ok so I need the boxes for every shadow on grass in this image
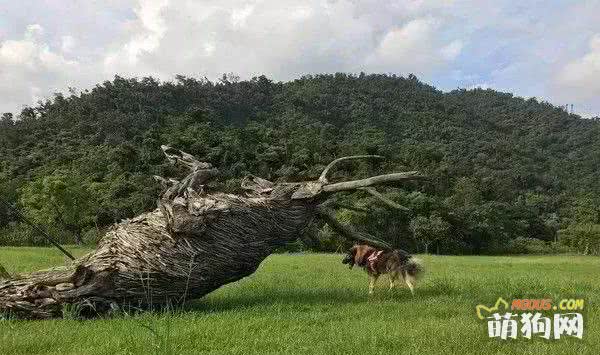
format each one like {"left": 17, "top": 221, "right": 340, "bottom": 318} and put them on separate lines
{"left": 186, "top": 280, "right": 460, "bottom": 313}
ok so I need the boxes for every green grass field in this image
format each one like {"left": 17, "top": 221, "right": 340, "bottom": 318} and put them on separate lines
{"left": 0, "top": 247, "right": 598, "bottom": 355}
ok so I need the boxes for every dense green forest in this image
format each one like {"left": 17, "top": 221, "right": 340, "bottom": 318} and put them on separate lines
{"left": 1, "top": 73, "right": 599, "bottom": 254}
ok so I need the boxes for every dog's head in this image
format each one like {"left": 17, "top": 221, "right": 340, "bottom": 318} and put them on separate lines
{"left": 341, "top": 249, "right": 355, "bottom": 269}
{"left": 342, "top": 244, "right": 379, "bottom": 269}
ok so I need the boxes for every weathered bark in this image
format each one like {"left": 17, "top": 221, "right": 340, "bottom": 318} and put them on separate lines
{"left": 0, "top": 147, "right": 424, "bottom": 319}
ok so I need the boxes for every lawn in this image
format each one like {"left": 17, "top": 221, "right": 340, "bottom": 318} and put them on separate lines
{"left": 0, "top": 247, "right": 598, "bottom": 355}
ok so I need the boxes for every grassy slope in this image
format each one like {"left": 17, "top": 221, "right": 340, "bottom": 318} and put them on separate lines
{"left": 0, "top": 247, "right": 598, "bottom": 355}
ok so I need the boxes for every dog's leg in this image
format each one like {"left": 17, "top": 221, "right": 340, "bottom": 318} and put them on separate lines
{"left": 405, "top": 275, "right": 415, "bottom": 295}
{"left": 368, "top": 275, "right": 379, "bottom": 295}
{"left": 388, "top": 272, "right": 398, "bottom": 291}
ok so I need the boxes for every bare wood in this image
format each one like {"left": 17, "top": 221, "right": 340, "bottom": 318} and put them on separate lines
{"left": 318, "top": 155, "right": 383, "bottom": 184}
{"left": 315, "top": 206, "right": 391, "bottom": 250}
{"left": 322, "top": 172, "right": 425, "bottom": 193}
{"left": 241, "top": 175, "right": 274, "bottom": 196}
{"left": 161, "top": 145, "right": 212, "bottom": 171}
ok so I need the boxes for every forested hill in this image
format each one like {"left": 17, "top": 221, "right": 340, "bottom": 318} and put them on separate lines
{"left": 1, "top": 73, "right": 599, "bottom": 254}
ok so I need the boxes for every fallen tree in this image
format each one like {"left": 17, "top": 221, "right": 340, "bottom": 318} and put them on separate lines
{"left": 0, "top": 146, "right": 424, "bottom": 319}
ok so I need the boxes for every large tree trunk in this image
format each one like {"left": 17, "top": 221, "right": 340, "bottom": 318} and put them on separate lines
{"left": 0, "top": 146, "right": 424, "bottom": 319}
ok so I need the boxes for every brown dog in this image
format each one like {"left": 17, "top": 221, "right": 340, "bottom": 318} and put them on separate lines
{"left": 342, "top": 244, "right": 423, "bottom": 295}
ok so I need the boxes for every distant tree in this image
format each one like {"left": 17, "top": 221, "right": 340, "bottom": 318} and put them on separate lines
{"left": 0, "top": 183, "right": 17, "bottom": 229}
{"left": 410, "top": 214, "right": 450, "bottom": 254}
{"left": 0, "top": 113, "right": 13, "bottom": 125}
{"left": 446, "top": 177, "right": 483, "bottom": 208}
{"left": 544, "top": 213, "right": 560, "bottom": 242}
{"left": 559, "top": 195, "right": 600, "bottom": 255}
{"left": 20, "top": 172, "right": 97, "bottom": 244}
{"left": 568, "top": 194, "right": 600, "bottom": 224}
{"left": 559, "top": 223, "right": 600, "bottom": 255}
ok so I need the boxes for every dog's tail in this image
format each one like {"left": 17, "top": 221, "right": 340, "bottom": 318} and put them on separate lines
{"left": 405, "top": 257, "right": 424, "bottom": 279}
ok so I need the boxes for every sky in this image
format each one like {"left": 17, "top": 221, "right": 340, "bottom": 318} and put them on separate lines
{"left": 1, "top": 0, "right": 599, "bottom": 117}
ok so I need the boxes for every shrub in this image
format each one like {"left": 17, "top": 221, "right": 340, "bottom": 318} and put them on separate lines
{"left": 315, "top": 225, "right": 351, "bottom": 252}
{"left": 0, "top": 223, "right": 37, "bottom": 246}
{"left": 559, "top": 224, "right": 600, "bottom": 255}
{"left": 507, "top": 237, "right": 554, "bottom": 254}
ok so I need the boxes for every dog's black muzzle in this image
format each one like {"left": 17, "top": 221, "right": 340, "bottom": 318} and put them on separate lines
{"left": 341, "top": 253, "right": 354, "bottom": 269}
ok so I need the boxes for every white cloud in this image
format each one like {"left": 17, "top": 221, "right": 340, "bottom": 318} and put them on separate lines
{"left": 231, "top": 4, "right": 254, "bottom": 28}
{"left": 0, "top": 1, "right": 463, "bottom": 113}
{"left": 0, "top": 24, "right": 83, "bottom": 113}
{"left": 1, "top": 0, "right": 600, "bottom": 116}
{"left": 365, "top": 17, "right": 463, "bottom": 76}
{"left": 61, "top": 35, "right": 76, "bottom": 53}
{"left": 369, "top": 17, "right": 439, "bottom": 69}
{"left": 556, "top": 34, "right": 600, "bottom": 102}
{"left": 99, "top": 1, "right": 463, "bottom": 81}
{"left": 0, "top": 25, "right": 44, "bottom": 67}
{"left": 440, "top": 40, "right": 463, "bottom": 61}
{"left": 104, "top": 0, "right": 169, "bottom": 72}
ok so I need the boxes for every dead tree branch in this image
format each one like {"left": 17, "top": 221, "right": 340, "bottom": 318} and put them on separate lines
{"left": 315, "top": 206, "right": 392, "bottom": 250}
{"left": 322, "top": 172, "right": 425, "bottom": 193}
{"left": 318, "top": 155, "right": 383, "bottom": 184}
